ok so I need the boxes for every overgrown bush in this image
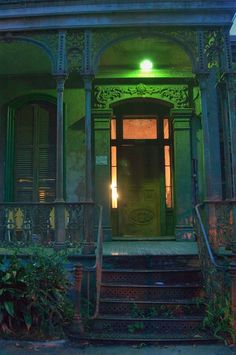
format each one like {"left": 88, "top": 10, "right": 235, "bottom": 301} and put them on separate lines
{"left": 0, "top": 249, "right": 74, "bottom": 338}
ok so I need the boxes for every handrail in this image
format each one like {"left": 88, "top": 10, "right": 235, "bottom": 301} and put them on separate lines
{"left": 195, "top": 200, "right": 235, "bottom": 270}
{"left": 93, "top": 204, "right": 103, "bottom": 319}
{"left": 195, "top": 203, "right": 225, "bottom": 270}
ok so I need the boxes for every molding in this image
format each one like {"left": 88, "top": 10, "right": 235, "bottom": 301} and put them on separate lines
{"left": 93, "top": 83, "right": 190, "bottom": 109}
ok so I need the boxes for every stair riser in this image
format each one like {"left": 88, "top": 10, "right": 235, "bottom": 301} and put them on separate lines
{"left": 92, "top": 319, "right": 203, "bottom": 334}
{"left": 101, "top": 286, "right": 204, "bottom": 300}
{"left": 99, "top": 302, "right": 205, "bottom": 317}
{"left": 103, "top": 256, "right": 200, "bottom": 270}
{"left": 102, "top": 271, "right": 202, "bottom": 285}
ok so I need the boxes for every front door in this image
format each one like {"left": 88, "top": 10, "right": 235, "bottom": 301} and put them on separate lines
{"left": 118, "top": 143, "right": 162, "bottom": 236}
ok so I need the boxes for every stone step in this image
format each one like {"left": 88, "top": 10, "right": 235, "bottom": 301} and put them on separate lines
{"left": 73, "top": 331, "right": 217, "bottom": 345}
{"left": 91, "top": 316, "right": 204, "bottom": 335}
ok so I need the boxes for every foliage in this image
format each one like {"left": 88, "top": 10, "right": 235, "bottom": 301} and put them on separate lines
{"left": 0, "top": 248, "right": 74, "bottom": 338}
{"left": 203, "top": 287, "right": 235, "bottom": 344}
{"left": 128, "top": 321, "right": 144, "bottom": 334}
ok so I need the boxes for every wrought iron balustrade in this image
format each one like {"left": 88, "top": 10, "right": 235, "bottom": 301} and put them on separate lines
{"left": 0, "top": 201, "right": 96, "bottom": 247}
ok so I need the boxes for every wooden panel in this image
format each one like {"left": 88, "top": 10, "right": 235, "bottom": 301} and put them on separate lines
{"left": 118, "top": 144, "right": 161, "bottom": 236}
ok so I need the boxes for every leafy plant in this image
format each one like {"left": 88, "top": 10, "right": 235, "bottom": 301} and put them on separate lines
{"left": 203, "top": 292, "right": 235, "bottom": 344}
{"left": 0, "top": 249, "right": 74, "bottom": 338}
{"left": 128, "top": 321, "right": 144, "bottom": 334}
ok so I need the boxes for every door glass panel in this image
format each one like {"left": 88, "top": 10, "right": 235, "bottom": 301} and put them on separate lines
{"left": 163, "top": 118, "right": 170, "bottom": 139}
{"left": 111, "top": 146, "right": 118, "bottom": 208}
{"left": 111, "top": 118, "right": 116, "bottom": 140}
{"left": 123, "top": 118, "right": 157, "bottom": 139}
{"left": 164, "top": 145, "right": 173, "bottom": 208}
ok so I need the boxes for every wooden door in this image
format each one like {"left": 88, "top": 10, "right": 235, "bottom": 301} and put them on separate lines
{"left": 118, "top": 143, "right": 162, "bottom": 236}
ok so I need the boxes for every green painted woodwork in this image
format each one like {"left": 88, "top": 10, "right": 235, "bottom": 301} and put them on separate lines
{"left": 93, "top": 109, "right": 112, "bottom": 240}
{"left": 171, "top": 108, "right": 194, "bottom": 241}
{"left": 118, "top": 143, "right": 163, "bottom": 237}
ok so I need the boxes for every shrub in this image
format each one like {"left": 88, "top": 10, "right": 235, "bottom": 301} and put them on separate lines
{"left": 0, "top": 249, "right": 74, "bottom": 338}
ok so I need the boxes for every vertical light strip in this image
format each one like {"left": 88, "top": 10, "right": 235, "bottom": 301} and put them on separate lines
{"left": 163, "top": 118, "right": 170, "bottom": 139}
{"left": 164, "top": 145, "right": 172, "bottom": 208}
{"left": 111, "top": 146, "right": 118, "bottom": 208}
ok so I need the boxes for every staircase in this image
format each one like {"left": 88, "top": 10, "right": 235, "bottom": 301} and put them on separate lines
{"left": 77, "top": 254, "right": 216, "bottom": 344}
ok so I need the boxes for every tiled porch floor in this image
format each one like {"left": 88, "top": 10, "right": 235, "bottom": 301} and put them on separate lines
{"left": 103, "top": 241, "right": 198, "bottom": 256}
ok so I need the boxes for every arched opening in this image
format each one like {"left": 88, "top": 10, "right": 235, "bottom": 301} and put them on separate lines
{"left": 5, "top": 97, "right": 57, "bottom": 202}
{"left": 110, "top": 99, "right": 174, "bottom": 238}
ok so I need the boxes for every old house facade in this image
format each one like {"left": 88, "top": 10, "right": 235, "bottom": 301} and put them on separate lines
{"left": 0, "top": 0, "right": 235, "bottom": 343}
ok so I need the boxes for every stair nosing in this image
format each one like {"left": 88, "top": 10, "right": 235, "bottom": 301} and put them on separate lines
{"left": 95, "top": 315, "right": 204, "bottom": 321}
{"left": 102, "top": 268, "right": 201, "bottom": 273}
{"left": 101, "top": 283, "right": 203, "bottom": 288}
{"left": 99, "top": 298, "right": 205, "bottom": 304}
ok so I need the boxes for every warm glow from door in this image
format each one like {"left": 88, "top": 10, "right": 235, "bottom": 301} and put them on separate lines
{"left": 164, "top": 145, "right": 173, "bottom": 208}
{"left": 123, "top": 118, "right": 157, "bottom": 139}
{"left": 111, "top": 146, "right": 118, "bottom": 208}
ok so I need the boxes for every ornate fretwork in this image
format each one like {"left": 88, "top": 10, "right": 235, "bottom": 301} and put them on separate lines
{"left": 94, "top": 84, "right": 189, "bottom": 109}
{"left": 221, "top": 29, "right": 233, "bottom": 73}
{"left": 204, "top": 29, "right": 223, "bottom": 69}
{"left": 91, "top": 28, "right": 197, "bottom": 72}
{"left": 56, "top": 31, "right": 67, "bottom": 75}
{"left": 196, "top": 30, "right": 207, "bottom": 73}
{"left": 66, "top": 30, "right": 84, "bottom": 73}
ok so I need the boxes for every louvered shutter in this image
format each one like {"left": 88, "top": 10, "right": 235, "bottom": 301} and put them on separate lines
{"left": 14, "top": 102, "right": 56, "bottom": 202}
{"left": 14, "top": 105, "right": 34, "bottom": 202}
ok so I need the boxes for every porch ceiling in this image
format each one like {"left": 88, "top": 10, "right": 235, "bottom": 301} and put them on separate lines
{"left": 97, "top": 36, "right": 193, "bottom": 79}
{"left": 0, "top": 41, "right": 52, "bottom": 75}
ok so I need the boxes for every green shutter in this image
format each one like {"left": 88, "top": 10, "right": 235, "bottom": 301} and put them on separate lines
{"left": 14, "top": 102, "right": 56, "bottom": 202}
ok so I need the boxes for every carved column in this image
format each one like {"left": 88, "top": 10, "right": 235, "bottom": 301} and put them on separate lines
{"left": 171, "top": 108, "right": 194, "bottom": 241}
{"left": 54, "top": 76, "right": 66, "bottom": 247}
{"left": 93, "top": 109, "right": 112, "bottom": 240}
{"left": 196, "top": 30, "right": 222, "bottom": 200}
{"left": 54, "top": 32, "right": 67, "bottom": 248}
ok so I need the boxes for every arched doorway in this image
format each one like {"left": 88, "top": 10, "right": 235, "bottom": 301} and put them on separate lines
{"left": 110, "top": 99, "right": 174, "bottom": 238}
{"left": 5, "top": 98, "right": 57, "bottom": 202}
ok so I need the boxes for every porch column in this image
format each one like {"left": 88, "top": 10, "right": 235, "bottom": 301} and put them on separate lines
{"left": 171, "top": 108, "right": 194, "bottom": 241}
{"left": 197, "top": 71, "right": 222, "bottom": 200}
{"left": 54, "top": 75, "right": 66, "bottom": 247}
{"left": 93, "top": 109, "right": 112, "bottom": 240}
{"left": 82, "top": 75, "right": 95, "bottom": 254}
{"left": 220, "top": 30, "right": 236, "bottom": 254}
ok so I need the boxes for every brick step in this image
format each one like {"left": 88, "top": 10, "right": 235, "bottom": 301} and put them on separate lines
{"left": 103, "top": 255, "right": 200, "bottom": 270}
{"left": 99, "top": 299, "right": 205, "bottom": 317}
{"left": 91, "top": 316, "right": 204, "bottom": 334}
{"left": 100, "top": 283, "right": 205, "bottom": 300}
{"left": 102, "top": 269, "right": 202, "bottom": 285}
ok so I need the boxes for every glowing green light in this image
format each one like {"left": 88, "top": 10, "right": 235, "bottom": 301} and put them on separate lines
{"left": 140, "top": 59, "right": 153, "bottom": 72}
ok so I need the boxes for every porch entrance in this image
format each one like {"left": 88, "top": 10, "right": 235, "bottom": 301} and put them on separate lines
{"left": 111, "top": 100, "right": 174, "bottom": 238}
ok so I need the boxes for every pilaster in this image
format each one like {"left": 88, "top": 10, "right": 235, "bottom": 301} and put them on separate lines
{"left": 93, "top": 109, "right": 113, "bottom": 240}
{"left": 171, "top": 108, "right": 194, "bottom": 241}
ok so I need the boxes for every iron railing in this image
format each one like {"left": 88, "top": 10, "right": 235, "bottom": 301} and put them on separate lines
{"left": 0, "top": 201, "right": 96, "bottom": 247}
{"left": 195, "top": 201, "right": 236, "bottom": 340}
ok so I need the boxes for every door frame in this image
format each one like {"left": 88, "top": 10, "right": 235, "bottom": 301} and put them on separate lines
{"left": 110, "top": 98, "right": 174, "bottom": 238}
